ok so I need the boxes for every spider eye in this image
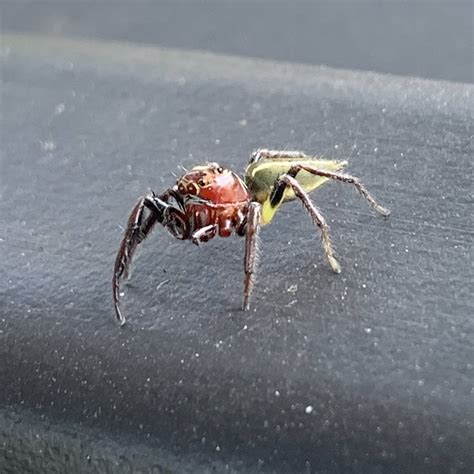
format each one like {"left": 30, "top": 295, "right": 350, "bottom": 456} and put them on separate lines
{"left": 217, "top": 166, "right": 224, "bottom": 173}
{"left": 198, "top": 179, "right": 206, "bottom": 187}
{"left": 187, "top": 183, "right": 197, "bottom": 194}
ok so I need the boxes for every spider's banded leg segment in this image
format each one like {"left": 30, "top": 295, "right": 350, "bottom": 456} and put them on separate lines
{"left": 271, "top": 175, "right": 341, "bottom": 273}
{"left": 112, "top": 192, "right": 170, "bottom": 326}
{"left": 192, "top": 224, "right": 218, "bottom": 245}
{"left": 287, "top": 165, "right": 390, "bottom": 216}
{"left": 243, "top": 202, "right": 261, "bottom": 311}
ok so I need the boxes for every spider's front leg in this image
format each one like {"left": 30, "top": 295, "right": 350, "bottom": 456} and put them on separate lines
{"left": 112, "top": 191, "right": 184, "bottom": 326}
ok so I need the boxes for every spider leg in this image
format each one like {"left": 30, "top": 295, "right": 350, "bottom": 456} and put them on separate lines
{"left": 191, "top": 224, "right": 218, "bottom": 245}
{"left": 112, "top": 192, "right": 170, "bottom": 326}
{"left": 243, "top": 202, "right": 262, "bottom": 310}
{"left": 250, "top": 148, "right": 309, "bottom": 163}
{"left": 270, "top": 175, "right": 341, "bottom": 273}
{"left": 287, "top": 164, "right": 390, "bottom": 216}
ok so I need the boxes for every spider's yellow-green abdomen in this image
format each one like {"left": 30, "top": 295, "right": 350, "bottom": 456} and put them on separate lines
{"left": 245, "top": 158, "right": 347, "bottom": 225}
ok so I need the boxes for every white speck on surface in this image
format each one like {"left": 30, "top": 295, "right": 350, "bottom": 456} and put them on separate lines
{"left": 418, "top": 379, "right": 425, "bottom": 386}
{"left": 54, "top": 103, "right": 65, "bottom": 115}
{"left": 155, "top": 279, "right": 169, "bottom": 291}
{"left": 41, "top": 140, "right": 56, "bottom": 152}
{"left": 305, "top": 405, "right": 313, "bottom": 414}
{"left": 274, "top": 390, "right": 280, "bottom": 397}
{"left": 364, "top": 327, "right": 372, "bottom": 334}
{"left": 195, "top": 352, "right": 200, "bottom": 358}
{"left": 287, "top": 284, "right": 298, "bottom": 293}
{"left": 373, "top": 147, "right": 379, "bottom": 153}
{"left": 216, "top": 445, "right": 221, "bottom": 452}
{"left": 215, "top": 139, "right": 220, "bottom": 145}
{"left": 238, "top": 119, "right": 247, "bottom": 127}
{"left": 334, "top": 144, "right": 339, "bottom": 149}
{"left": 362, "top": 283, "right": 367, "bottom": 289}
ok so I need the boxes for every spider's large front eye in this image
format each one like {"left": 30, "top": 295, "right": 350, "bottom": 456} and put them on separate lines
{"left": 217, "top": 166, "right": 224, "bottom": 173}
{"left": 198, "top": 179, "right": 206, "bottom": 187}
{"left": 187, "top": 183, "right": 198, "bottom": 194}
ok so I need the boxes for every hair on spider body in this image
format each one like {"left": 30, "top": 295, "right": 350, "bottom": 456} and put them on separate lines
{"left": 113, "top": 149, "right": 390, "bottom": 325}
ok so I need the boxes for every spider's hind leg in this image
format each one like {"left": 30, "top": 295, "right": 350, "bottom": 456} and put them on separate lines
{"left": 269, "top": 175, "right": 341, "bottom": 273}
{"left": 287, "top": 164, "right": 390, "bottom": 217}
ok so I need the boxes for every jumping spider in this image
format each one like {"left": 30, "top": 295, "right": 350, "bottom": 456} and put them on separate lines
{"left": 113, "top": 149, "right": 390, "bottom": 325}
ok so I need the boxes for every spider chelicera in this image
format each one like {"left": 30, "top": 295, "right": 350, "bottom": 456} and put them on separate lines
{"left": 113, "top": 149, "right": 390, "bottom": 325}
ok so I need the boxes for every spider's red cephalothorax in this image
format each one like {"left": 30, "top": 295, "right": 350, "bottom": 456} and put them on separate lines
{"left": 113, "top": 149, "right": 390, "bottom": 325}
{"left": 174, "top": 162, "right": 251, "bottom": 239}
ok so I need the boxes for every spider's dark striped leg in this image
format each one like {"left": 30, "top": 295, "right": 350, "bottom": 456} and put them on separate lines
{"left": 270, "top": 175, "right": 341, "bottom": 273}
{"left": 242, "top": 202, "right": 262, "bottom": 311}
{"left": 287, "top": 164, "right": 390, "bottom": 216}
{"left": 113, "top": 192, "right": 172, "bottom": 326}
{"left": 192, "top": 224, "right": 218, "bottom": 245}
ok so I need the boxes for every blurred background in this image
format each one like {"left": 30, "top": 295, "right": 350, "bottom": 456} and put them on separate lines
{"left": 2, "top": 0, "right": 472, "bottom": 83}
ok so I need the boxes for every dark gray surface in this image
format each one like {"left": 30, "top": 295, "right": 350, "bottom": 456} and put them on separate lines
{"left": 1, "top": 35, "right": 473, "bottom": 472}
{"left": 1, "top": 0, "right": 473, "bottom": 84}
